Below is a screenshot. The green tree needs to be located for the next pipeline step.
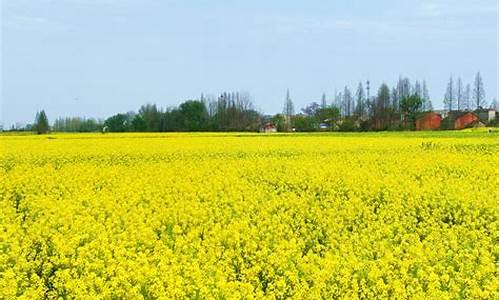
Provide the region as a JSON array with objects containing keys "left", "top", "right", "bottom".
[
  {"left": 373, "top": 83, "right": 391, "bottom": 129},
  {"left": 179, "top": 100, "right": 209, "bottom": 131},
  {"left": 400, "top": 93, "right": 423, "bottom": 127},
  {"left": 271, "top": 114, "right": 286, "bottom": 132},
  {"left": 34, "top": 110, "right": 49, "bottom": 134},
  {"left": 131, "top": 115, "right": 147, "bottom": 131},
  {"left": 315, "top": 106, "right": 340, "bottom": 130},
  {"left": 139, "top": 104, "right": 161, "bottom": 132},
  {"left": 52, "top": 117, "right": 102, "bottom": 132},
  {"left": 291, "top": 115, "right": 316, "bottom": 131},
  {"left": 104, "top": 113, "right": 129, "bottom": 132}
]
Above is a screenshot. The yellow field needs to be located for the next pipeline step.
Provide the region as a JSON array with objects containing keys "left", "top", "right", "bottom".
[{"left": 0, "top": 132, "right": 498, "bottom": 299}]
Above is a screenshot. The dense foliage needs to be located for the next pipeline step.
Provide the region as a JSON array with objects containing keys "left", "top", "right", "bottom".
[
  {"left": 33, "top": 111, "right": 50, "bottom": 134},
  {"left": 0, "top": 131, "right": 497, "bottom": 299}
]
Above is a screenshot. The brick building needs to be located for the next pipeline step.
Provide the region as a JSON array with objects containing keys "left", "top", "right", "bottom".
[
  {"left": 454, "top": 112, "right": 482, "bottom": 129},
  {"left": 415, "top": 112, "right": 442, "bottom": 130}
]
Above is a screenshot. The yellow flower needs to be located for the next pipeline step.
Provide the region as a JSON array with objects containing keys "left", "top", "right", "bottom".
[{"left": 0, "top": 131, "right": 497, "bottom": 299}]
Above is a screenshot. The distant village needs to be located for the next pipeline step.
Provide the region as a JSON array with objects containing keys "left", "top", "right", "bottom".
[
  {"left": 260, "top": 107, "right": 499, "bottom": 133},
  {"left": 260, "top": 73, "right": 498, "bottom": 133}
]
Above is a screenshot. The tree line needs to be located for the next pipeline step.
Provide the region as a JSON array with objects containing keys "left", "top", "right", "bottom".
[
  {"left": 18, "top": 72, "right": 497, "bottom": 134},
  {"left": 276, "top": 72, "right": 495, "bottom": 131},
  {"left": 276, "top": 77, "right": 432, "bottom": 131},
  {"left": 102, "top": 92, "right": 261, "bottom": 132},
  {"left": 443, "top": 72, "right": 490, "bottom": 111},
  {"left": 27, "top": 91, "right": 261, "bottom": 134}
]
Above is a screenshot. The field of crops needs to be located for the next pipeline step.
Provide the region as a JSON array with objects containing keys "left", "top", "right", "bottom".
[{"left": 0, "top": 131, "right": 498, "bottom": 299}]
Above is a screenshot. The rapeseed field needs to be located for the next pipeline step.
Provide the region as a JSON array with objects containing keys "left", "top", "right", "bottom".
[{"left": 0, "top": 132, "right": 498, "bottom": 299}]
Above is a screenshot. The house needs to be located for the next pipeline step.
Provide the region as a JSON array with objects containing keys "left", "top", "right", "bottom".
[
  {"left": 440, "top": 111, "right": 483, "bottom": 130},
  {"left": 415, "top": 112, "right": 442, "bottom": 130},
  {"left": 475, "top": 108, "right": 497, "bottom": 124},
  {"left": 454, "top": 112, "right": 483, "bottom": 129},
  {"left": 259, "top": 122, "right": 277, "bottom": 133}
]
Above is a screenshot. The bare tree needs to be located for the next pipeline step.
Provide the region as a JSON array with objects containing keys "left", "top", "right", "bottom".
[
  {"left": 334, "top": 90, "right": 342, "bottom": 110},
  {"left": 342, "top": 86, "right": 353, "bottom": 117},
  {"left": 422, "top": 80, "right": 432, "bottom": 111},
  {"left": 397, "top": 76, "right": 411, "bottom": 111},
  {"left": 414, "top": 80, "right": 422, "bottom": 98},
  {"left": 443, "top": 76, "right": 455, "bottom": 111},
  {"left": 473, "top": 72, "right": 486, "bottom": 109},
  {"left": 321, "top": 93, "right": 327, "bottom": 109},
  {"left": 391, "top": 87, "right": 399, "bottom": 112},
  {"left": 490, "top": 98, "right": 498, "bottom": 111},
  {"left": 463, "top": 84, "right": 471, "bottom": 111},
  {"left": 456, "top": 77, "right": 463, "bottom": 110}
]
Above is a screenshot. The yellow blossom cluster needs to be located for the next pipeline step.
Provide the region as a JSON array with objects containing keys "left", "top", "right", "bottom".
[{"left": 0, "top": 132, "right": 497, "bottom": 299}]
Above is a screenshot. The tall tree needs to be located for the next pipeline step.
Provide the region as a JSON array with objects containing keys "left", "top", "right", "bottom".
[
  {"left": 342, "top": 86, "right": 353, "bottom": 117},
  {"left": 321, "top": 92, "right": 327, "bottom": 109},
  {"left": 334, "top": 91, "right": 342, "bottom": 109},
  {"left": 414, "top": 80, "right": 422, "bottom": 98},
  {"left": 400, "top": 94, "right": 424, "bottom": 126},
  {"left": 283, "top": 89, "right": 295, "bottom": 131},
  {"left": 391, "top": 88, "right": 399, "bottom": 113},
  {"left": 443, "top": 76, "right": 455, "bottom": 111},
  {"left": 355, "top": 82, "right": 366, "bottom": 117},
  {"left": 422, "top": 80, "right": 432, "bottom": 111},
  {"left": 139, "top": 104, "right": 161, "bottom": 131},
  {"left": 283, "top": 89, "right": 294, "bottom": 116},
  {"left": 464, "top": 83, "right": 472, "bottom": 111},
  {"left": 131, "top": 115, "right": 147, "bottom": 131},
  {"left": 473, "top": 72, "right": 485, "bottom": 109},
  {"left": 373, "top": 83, "right": 391, "bottom": 129},
  {"left": 34, "top": 110, "right": 49, "bottom": 134},
  {"left": 456, "top": 77, "right": 464, "bottom": 110},
  {"left": 396, "top": 76, "right": 411, "bottom": 112}
]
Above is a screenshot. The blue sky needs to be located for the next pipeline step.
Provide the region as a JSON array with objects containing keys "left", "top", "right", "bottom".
[{"left": 1, "top": 0, "right": 498, "bottom": 126}]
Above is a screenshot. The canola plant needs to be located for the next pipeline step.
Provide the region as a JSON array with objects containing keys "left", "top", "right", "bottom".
[{"left": 0, "top": 132, "right": 498, "bottom": 299}]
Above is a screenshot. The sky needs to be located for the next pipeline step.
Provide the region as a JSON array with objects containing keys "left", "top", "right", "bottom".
[{"left": 1, "top": 0, "right": 498, "bottom": 127}]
